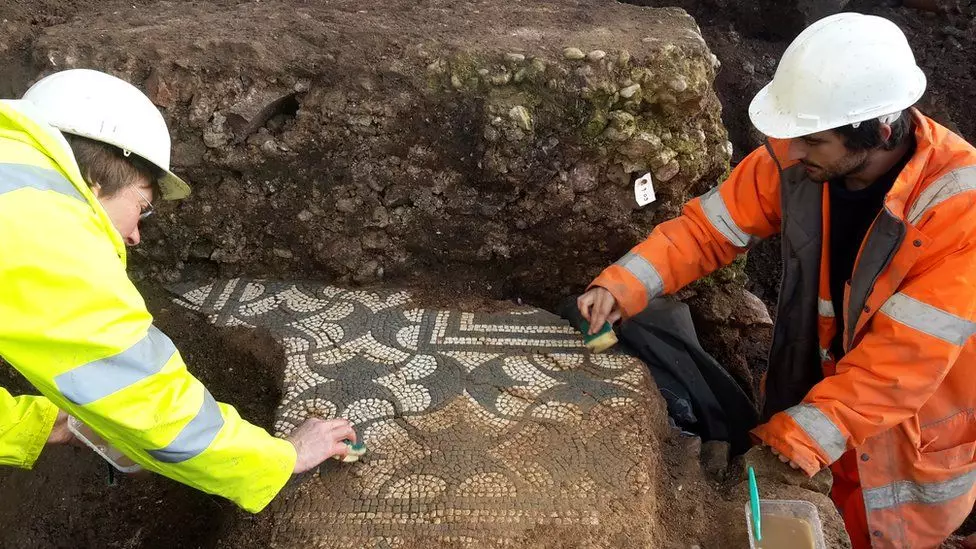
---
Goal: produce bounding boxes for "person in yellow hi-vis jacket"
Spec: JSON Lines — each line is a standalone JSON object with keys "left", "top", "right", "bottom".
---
{"left": 0, "top": 69, "right": 358, "bottom": 513}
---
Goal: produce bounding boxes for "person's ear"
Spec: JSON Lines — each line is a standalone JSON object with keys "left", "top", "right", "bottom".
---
{"left": 89, "top": 180, "right": 103, "bottom": 198}
{"left": 879, "top": 123, "right": 893, "bottom": 145}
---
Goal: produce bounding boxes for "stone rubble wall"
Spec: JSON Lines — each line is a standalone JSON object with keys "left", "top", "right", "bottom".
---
{"left": 27, "top": 0, "right": 731, "bottom": 305}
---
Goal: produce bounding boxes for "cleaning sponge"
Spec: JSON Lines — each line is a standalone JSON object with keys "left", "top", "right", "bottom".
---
{"left": 579, "top": 318, "right": 618, "bottom": 353}
{"left": 558, "top": 295, "right": 619, "bottom": 354}
{"left": 336, "top": 440, "right": 367, "bottom": 463}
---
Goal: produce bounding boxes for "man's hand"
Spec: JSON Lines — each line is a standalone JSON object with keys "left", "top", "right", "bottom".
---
{"left": 287, "top": 417, "right": 358, "bottom": 474}
{"left": 577, "top": 287, "right": 622, "bottom": 334}
{"left": 770, "top": 446, "right": 801, "bottom": 470}
{"left": 45, "top": 410, "right": 75, "bottom": 446}
{"left": 741, "top": 445, "right": 832, "bottom": 495}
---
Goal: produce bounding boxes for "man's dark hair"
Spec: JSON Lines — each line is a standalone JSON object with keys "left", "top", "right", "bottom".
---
{"left": 65, "top": 134, "right": 161, "bottom": 198}
{"left": 833, "top": 110, "right": 913, "bottom": 152}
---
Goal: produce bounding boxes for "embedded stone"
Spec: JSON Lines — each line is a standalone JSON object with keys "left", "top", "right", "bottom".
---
{"left": 144, "top": 70, "right": 174, "bottom": 108}
{"left": 586, "top": 49, "right": 606, "bottom": 62}
{"left": 619, "top": 83, "right": 641, "bottom": 99}
{"left": 668, "top": 77, "right": 688, "bottom": 93}
{"left": 41, "top": 0, "right": 736, "bottom": 348}
{"left": 617, "top": 49, "right": 631, "bottom": 67}
{"left": 655, "top": 159, "right": 681, "bottom": 182}
{"left": 508, "top": 105, "right": 533, "bottom": 132}
{"left": 490, "top": 72, "right": 512, "bottom": 86}
{"left": 562, "top": 47, "right": 585, "bottom": 60}
{"left": 620, "top": 131, "right": 663, "bottom": 159}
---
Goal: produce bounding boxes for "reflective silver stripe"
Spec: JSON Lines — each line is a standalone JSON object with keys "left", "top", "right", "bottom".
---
{"left": 785, "top": 403, "right": 847, "bottom": 461}
{"left": 700, "top": 187, "right": 760, "bottom": 248}
{"left": 54, "top": 326, "right": 178, "bottom": 405}
{"left": 908, "top": 165, "right": 976, "bottom": 224}
{"left": 818, "top": 298, "right": 835, "bottom": 318}
{"left": 0, "top": 163, "right": 85, "bottom": 202}
{"left": 615, "top": 252, "right": 664, "bottom": 300}
{"left": 864, "top": 469, "right": 976, "bottom": 511}
{"left": 879, "top": 292, "right": 976, "bottom": 346}
{"left": 148, "top": 390, "right": 224, "bottom": 463}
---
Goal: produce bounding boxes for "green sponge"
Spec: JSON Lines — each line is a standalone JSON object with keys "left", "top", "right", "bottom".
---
{"left": 336, "top": 440, "right": 367, "bottom": 463}
{"left": 579, "top": 319, "right": 618, "bottom": 353}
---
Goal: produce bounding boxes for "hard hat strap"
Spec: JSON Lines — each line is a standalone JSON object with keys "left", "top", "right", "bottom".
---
{"left": 878, "top": 112, "right": 901, "bottom": 125}
{"left": 850, "top": 111, "right": 902, "bottom": 129}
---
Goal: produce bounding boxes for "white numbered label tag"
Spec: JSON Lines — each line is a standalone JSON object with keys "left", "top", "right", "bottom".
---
{"left": 634, "top": 172, "right": 656, "bottom": 207}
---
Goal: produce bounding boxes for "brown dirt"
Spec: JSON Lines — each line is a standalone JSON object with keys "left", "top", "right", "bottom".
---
{"left": 4, "top": 0, "right": 972, "bottom": 544}
{"left": 0, "top": 284, "right": 283, "bottom": 549}
{"left": 680, "top": 284, "right": 773, "bottom": 402}
{"left": 9, "top": 0, "right": 731, "bottom": 315}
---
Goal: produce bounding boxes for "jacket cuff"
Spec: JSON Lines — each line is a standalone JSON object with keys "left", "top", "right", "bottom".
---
{"left": 751, "top": 412, "right": 829, "bottom": 478}
{"left": 239, "top": 435, "right": 297, "bottom": 513}
{"left": 21, "top": 396, "right": 60, "bottom": 469}
{"left": 588, "top": 265, "right": 651, "bottom": 319}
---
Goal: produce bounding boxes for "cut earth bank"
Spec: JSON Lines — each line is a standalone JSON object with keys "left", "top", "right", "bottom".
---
{"left": 5, "top": 0, "right": 962, "bottom": 546}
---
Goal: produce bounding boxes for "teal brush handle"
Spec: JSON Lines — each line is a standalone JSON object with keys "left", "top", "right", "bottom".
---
{"left": 749, "top": 466, "right": 762, "bottom": 541}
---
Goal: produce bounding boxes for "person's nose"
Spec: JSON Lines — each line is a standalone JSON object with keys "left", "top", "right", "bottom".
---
{"left": 787, "top": 139, "right": 807, "bottom": 161}
{"left": 125, "top": 225, "right": 141, "bottom": 247}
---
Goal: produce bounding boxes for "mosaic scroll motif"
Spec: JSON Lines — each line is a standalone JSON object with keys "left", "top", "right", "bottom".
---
{"left": 169, "top": 279, "right": 654, "bottom": 546}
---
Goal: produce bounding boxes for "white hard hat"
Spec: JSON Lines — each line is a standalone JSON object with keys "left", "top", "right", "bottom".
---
{"left": 748, "top": 13, "right": 927, "bottom": 139}
{"left": 22, "top": 69, "right": 190, "bottom": 200}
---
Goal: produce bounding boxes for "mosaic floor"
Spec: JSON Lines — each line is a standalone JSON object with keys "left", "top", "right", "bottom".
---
{"left": 169, "top": 279, "right": 659, "bottom": 547}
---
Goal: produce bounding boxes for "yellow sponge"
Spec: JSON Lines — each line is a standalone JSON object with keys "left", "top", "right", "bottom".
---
{"left": 580, "top": 320, "right": 618, "bottom": 353}
{"left": 335, "top": 440, "right": 367, "bottom": 463}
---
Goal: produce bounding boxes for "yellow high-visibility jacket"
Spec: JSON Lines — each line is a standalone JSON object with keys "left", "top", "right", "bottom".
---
{"left": 0, "top": 99, "right": 295, "bottom": 512}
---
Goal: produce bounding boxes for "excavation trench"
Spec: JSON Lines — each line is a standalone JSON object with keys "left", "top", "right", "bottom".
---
{"left": 0, "top": 1, "right": 811, "bottom": 546}
{"left": 17, "top": 0, "right": 976, "bottom": 546}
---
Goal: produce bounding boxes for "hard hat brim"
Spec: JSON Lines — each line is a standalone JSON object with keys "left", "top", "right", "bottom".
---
{"left": 159, "top": 170, "right": 191, "bottom": 201}
{"left": 748, "top": 83, "right": 813, "bottom": 140}
{"left": 748, "top": 66, "right": 928, "bottom": 140}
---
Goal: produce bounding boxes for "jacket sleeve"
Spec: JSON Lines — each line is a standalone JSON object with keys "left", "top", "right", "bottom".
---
{"left": 0, "top": 179, "right": 296, "bottom": 512}
{"left": 753, "top": 190, "right": 976, "bottom": 476}
{"left": 0, "top": 389, "right": 59, "bottom": 469}
{"left": 589, "top": 145, "right": 783, "bottom": 317}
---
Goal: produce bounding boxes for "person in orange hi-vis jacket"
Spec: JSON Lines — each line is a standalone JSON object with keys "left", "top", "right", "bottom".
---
{"left": 579, "top": 13, "right": 976, "bottom": 549}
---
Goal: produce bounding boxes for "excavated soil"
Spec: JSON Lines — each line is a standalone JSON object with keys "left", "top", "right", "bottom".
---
{"left": 2, "top": 0, "right": 973, "bottom": 545}
{"left": 4, "top": 0, "right": 732, "bottom": 310}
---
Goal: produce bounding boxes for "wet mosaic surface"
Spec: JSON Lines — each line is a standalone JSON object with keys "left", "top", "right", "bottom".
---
{"left": 169, "top": 279, "right": 658, "bottom": 547}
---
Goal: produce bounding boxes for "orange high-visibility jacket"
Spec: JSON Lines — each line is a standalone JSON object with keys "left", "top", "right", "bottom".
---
{"left": 591, "top": 110, "right": 976, "bottom": 548}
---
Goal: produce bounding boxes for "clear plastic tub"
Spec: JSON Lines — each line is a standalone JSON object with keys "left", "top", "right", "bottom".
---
{"left": 744, "top": 499, "right": 827, "bottom": 549}
{"left": 67, "top": 415, "right": 142, "bottom": 473}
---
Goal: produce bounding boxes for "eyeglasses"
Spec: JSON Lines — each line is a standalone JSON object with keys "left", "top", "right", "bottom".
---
{"left": 133, "top": 186, "right": 155, "bottom": 220}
